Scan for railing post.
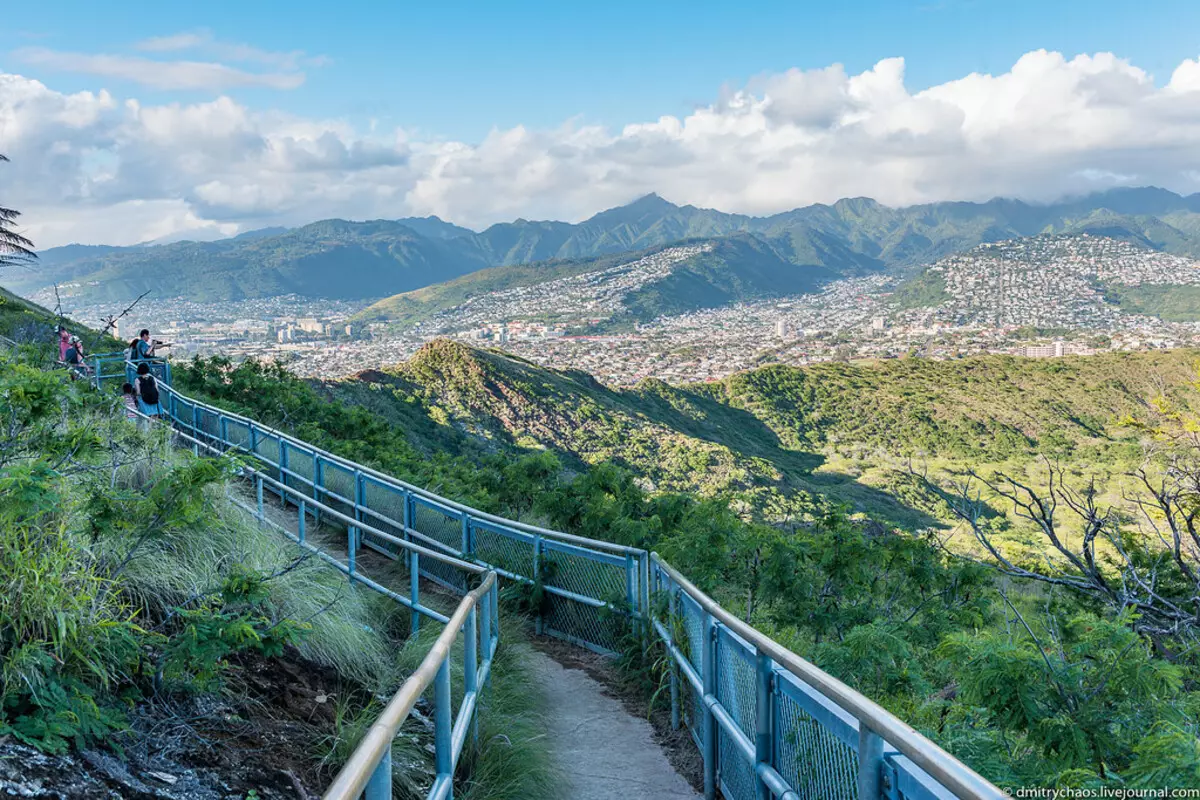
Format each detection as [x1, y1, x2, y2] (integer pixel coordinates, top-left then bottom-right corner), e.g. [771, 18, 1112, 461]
[279, 440, 289, 504]
[410, 550, 421, 635]
[625, 553, 636, 613]
[363, 747, 392, 800]
[857, 725, 884, 800]
[492, 580, 500, 648]
[219, 416, 228, 451]
[434, 656, 453, 792]
[754, 650, 773, 800]
[702, 612, 717, 800]
[461, 513, 472, 558]
[533, 534, 544, 636]
[298, 499, 306, 544]
[249, 422, 257, 456]
[255, 474, 264, 524]
[480, 583, 493, 661]
[464, 605, 479, 754]
[314, 455, 324, 526]
[354, 470, 365, 555]
[669, 589, 680, 731]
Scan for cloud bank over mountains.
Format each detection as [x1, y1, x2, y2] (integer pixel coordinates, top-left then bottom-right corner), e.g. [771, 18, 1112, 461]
[4, 48, 1200, 248]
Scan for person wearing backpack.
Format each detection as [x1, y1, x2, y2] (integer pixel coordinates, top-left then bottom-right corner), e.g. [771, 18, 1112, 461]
[134, 363, 164, 418]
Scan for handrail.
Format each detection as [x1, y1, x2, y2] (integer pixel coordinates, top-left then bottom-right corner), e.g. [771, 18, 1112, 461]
[324, 573, 499, 800]
[651, 553, 1006, 800]
[132, 364, 641, 555]
[125, 400, 501, 800]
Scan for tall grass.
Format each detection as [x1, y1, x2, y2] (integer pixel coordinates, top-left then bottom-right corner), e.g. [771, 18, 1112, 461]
[381, 617, 562, 800]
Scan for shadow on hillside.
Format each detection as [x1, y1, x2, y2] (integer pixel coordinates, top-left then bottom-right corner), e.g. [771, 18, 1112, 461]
[800, 471, 945, 531]
[621, 383, 825, 476]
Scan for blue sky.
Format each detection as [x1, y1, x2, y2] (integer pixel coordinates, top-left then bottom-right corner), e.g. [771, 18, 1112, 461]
[9, 0, 1200, 140]
[6, 0, 1200, 247]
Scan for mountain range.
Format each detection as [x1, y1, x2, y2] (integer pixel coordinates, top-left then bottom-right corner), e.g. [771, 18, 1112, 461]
[12, 187, 1200, 306]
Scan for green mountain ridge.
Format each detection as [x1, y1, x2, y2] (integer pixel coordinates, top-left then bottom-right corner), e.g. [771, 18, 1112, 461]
[16, 187, 1200, 305]
[357, 234, 852, 328]
[328, 339, 1200, 529]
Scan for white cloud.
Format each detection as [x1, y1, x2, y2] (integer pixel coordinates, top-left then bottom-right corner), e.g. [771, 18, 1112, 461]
[13, 47, 306, 91]
[133, 29, 326, 71]
[4, 49, 1200, 249]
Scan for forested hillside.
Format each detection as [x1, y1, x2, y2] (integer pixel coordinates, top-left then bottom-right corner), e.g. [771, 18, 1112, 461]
[322, 340, 1199, 530]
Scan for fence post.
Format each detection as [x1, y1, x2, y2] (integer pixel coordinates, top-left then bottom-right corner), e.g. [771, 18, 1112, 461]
[480, 584, 493, 662]
[754, 650, 773, 800]
[702, 612, 717, 800]
[464, 605, 479, 754]
[279, 440, 289, 504]
[255, 474, 264, 524]
[410, 550, 421, 635]
[249, 422, 257, 456]
[219, 416, 228, 451]
[461, 513, 472, 558]
[314, 455, 324, 526]
[857, 726, 884, 800]
[353, 470, 366, 555]
[434, 656, 453, 789]
[298, 499, 306, 544]
[363, 747, 392, 800]
[533, 534, 544, 636]
[492, 580, 500, 648]
[669, 589, 680, 731]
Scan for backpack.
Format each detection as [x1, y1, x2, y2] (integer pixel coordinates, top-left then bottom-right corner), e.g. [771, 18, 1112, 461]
[139, 375, 160, 405]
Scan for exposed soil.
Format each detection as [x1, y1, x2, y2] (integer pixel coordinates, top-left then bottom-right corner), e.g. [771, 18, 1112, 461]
[0, 650, 360, 800]
[530, 634, 705, 795]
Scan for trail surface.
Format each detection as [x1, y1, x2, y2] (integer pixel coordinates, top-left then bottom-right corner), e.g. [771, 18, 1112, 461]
[527, 650, 700, 800]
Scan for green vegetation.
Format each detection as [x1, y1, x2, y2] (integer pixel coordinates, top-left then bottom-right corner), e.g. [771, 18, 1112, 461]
[0, 307, 554, 797]
[1108, 283, 1200, 321]
[890, 269, 950, 309]
[0, 154, 36, 269]
[172, 341, 1200, 788]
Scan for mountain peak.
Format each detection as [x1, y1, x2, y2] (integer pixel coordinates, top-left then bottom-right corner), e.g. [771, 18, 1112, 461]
[583, 192, 680, 226]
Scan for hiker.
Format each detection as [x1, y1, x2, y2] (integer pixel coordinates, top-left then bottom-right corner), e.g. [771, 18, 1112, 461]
[121, 382, 139, 421]
[134, 363, 163, 419]
[64, 336, 90, 379]
[57, 326, 70, 361]
[130, 329, 156, 362]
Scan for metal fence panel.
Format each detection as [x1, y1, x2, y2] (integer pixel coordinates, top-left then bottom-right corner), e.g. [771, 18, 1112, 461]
[143, 370, 648, 655]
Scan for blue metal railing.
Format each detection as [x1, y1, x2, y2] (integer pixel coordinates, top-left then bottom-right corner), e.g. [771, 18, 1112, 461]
[112, 360, 644, 653]
[148, 407, 500, 800]
[99, 360, 1003, 800]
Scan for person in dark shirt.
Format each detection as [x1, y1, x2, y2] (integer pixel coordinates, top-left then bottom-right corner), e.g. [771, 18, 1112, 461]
[64, 336, 91, 379]
[134, 363, 163, 418]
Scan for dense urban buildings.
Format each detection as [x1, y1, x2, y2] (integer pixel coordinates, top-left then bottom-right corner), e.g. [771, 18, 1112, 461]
[39, 234, 1200, 386]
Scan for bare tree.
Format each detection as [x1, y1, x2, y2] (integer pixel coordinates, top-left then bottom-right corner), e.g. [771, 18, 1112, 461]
[100, 290, 152, 339]
[949, 457, 1200, 650]
[0, 155, 37, 269]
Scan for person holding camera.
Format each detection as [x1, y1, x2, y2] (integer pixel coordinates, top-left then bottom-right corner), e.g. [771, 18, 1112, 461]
[129, 329, 169, 361]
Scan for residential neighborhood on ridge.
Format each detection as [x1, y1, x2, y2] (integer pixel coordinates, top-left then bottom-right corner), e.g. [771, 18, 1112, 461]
[32, 229, 1200, 386]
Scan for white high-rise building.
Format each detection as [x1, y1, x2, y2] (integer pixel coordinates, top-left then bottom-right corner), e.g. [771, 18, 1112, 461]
[775, 320, 790, 339]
